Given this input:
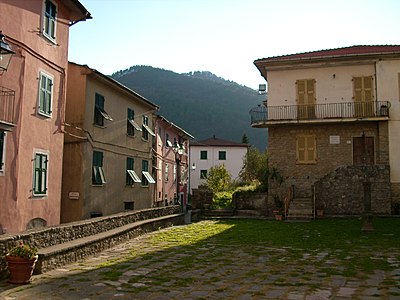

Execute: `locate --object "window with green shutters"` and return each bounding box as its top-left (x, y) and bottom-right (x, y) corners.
top-left (92, 151), bottom-right (106, 185)
top-left (219, 151), bottom-right (226, 160)
top-left (141, 159), bottom-right (155, 186)
top-left (33, 153), bottom-right (48, 195)
top-left (94, 93), bottom-right (113, 126)
top-left (200, 150), bottom-right (207, 160)
top-left (126, 157), bottom-right (141, 185)
top-left (38, 72), bottom-right (53, 116)
top-left (43, 0), bottom-right (57, 41)
top-left (0, 131), bottom-right (5, 171)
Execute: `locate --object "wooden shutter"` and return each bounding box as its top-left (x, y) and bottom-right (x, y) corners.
top-left (353, 76), bottom-right (373, 102)
top-left (306, 79), bottom-right (315, 104)
top-left (364, 76), bottom-right (373, 101)
top-left (297, 135), bottom-right (316, 164)
top-left (296, 80), bottom-right (306, 105)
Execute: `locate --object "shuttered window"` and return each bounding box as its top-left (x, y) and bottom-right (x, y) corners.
top-left (92, 151), bottom-right (106, 185)
top-left (296, 135), bottom-right (316, 164)
top-left (296, 79), bottom-right (316, 119)
top-left (38, 72), bottom-right (53, 116)
top-left (33, 152), bottom-right (48, 195)
top-left (43, 0), bottom-right (57, 41)
top-left (0, 131), bottom-right (4, 171)
top-left (353, 76), bottom-right (374, 102)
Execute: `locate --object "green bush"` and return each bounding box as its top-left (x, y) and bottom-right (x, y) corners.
top-left (211, 191), bottom-right (233, 209)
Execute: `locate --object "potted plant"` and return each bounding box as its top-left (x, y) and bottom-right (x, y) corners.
top-left (6, 241), bottom-right (38, 284)
top-left (273, 195), bottom-right (284, 221)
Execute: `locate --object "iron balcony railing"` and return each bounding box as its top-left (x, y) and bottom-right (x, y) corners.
top-left (0, 86), bottom-right (16, 126)
top-left (250, 100), bottom-right (390, 126)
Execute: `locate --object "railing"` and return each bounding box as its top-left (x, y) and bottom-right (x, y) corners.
top-left (250, 101), bottom-right (391, 125)
top-left (0, 86), bottom-right (16, 126)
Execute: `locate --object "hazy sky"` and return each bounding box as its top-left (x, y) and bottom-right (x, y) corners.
top-left (68, 0), bottom-right (400, 90)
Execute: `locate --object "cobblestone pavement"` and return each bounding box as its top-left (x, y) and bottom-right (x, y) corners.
top-left (0, 221), bottom-right (400, 299)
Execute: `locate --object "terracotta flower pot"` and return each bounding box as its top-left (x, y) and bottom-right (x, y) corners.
top-left (6, 255), bottom-right (38, 284)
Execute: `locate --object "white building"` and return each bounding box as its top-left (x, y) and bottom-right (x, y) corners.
top-left (189, 136), bottom-right (248, 192)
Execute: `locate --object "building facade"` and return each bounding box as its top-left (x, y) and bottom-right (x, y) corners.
top-left (154, 115), bottom-right (193, 208)
top-left (61, 63), bottom-right (158, 223)
top-left (251, 45), bottom-right (400, 216)
top-left (0, 0), bottom-right (90, 233)
top-left (189, 136), bottom-right (248, 192)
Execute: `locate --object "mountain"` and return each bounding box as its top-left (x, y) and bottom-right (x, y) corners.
top-left (111, 66), bottom-right (267, 150)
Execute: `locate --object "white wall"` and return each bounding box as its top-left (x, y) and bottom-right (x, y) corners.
top-left (189, 145), bottom-right (247, 191)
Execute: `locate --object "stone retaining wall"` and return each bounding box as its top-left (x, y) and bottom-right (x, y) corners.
top-left (0, 206), bottom-right (181, 278)
top-left (314, 165), bottom-right (391, 215)
top-left (232, 192), bottom-right (268, 216)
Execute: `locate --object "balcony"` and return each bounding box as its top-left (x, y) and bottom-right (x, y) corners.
top-left (250, 101), bottom-right (390, 127)
top-left (0, 86), bottom-right (16, 131)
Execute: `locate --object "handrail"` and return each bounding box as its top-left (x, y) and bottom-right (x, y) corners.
top-left (250, 100), bottom-right (391, 125)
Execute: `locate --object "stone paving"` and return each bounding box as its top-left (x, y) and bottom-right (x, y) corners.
top-left (0, 221), bottom-right (399, 299)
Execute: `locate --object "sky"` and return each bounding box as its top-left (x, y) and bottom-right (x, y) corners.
top-left (68, 0), bottom-right (400, 90)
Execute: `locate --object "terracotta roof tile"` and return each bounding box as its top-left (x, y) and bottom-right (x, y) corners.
top-left (255, 45), bottom-right (400, 63)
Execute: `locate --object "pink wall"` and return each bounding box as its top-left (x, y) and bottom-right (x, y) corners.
top-left (0, 0), bottom-right (86, 233)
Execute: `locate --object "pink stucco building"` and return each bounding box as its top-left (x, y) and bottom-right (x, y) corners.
top-left (154, 116), bottom-right (193, 209)
top-left (0, 0), bottom-right (90, 233)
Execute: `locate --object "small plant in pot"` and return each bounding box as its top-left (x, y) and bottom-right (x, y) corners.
top-left (273, 195), bottom-right (284, 220)
top-left (6, 241), bottom-right (38, 284)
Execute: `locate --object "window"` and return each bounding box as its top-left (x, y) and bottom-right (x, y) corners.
top-left (126, 157), bottom-right (141, 185)
top-left (200, 170), bottom-right (208, 179)
top-left (33, 152), bottom-right (48, 195)
top-left (127, 108), bottom-right (142, 136)
top-left (353, 76), bottom-right (374, 117)
top-left (92, 151), bottom-right (106, 185)
top-left (43, 0), bottom-right (56, 41)
top-left (0, 131), bottom-right (4, 172)
top-left (173, 165), bottom-right (177, 182)
top-left (296, 135), bottom-right (316, 164)
top-left (124, 201), bottom-right (134, 210)
top-left (219, 151), bottom-right (226, 160)
top-left (142, 115), bottom-right (155, 140)
top-left (200, 150), bottom-right (207, 160)
top-left (142, 160), bottom-right (155, 186)
top-left (296, 79), bottom-right (316, 119)
top-left (165, 163), bottom-right (169, 182)
top-left (166, 134), bottom-right (172, 147)
top-left (38, 72), bottom-right (53, 116)
top-left (94, 93), bottom-right (113, 126)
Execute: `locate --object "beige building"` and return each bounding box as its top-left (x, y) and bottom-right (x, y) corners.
top-left (0, 0), bottom-right (90, 233)
top-left (251, 46), bottom-right (400, 216)
top-left (61, 62), bottom-right (159, 222)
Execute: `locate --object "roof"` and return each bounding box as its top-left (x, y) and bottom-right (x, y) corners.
top-left (156, 115), bottom-right (195, 139)
top-left (191, 136), bottom-right (248, 148)
top-left (255, 45), bottom-right (400, 64)
top-left (254, 45), bottom-right (400, 80)
top-left (69, 62), bottom-right (159, 110)
top-left (66, 0), bottom-right (92, 24)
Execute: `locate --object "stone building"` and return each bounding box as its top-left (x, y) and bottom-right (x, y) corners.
top-left (0, 0), bottom-right (91, 233)
top-left (61, 62), bottom-right (158, 222)
top-left (251, 46), bottom-right (400, 216)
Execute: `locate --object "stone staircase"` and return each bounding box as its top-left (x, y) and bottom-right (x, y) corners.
top-left (286, 197), bottom-right (314, 221)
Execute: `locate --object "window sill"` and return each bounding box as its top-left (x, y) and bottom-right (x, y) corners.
top-left (92, 184), bottom-right (105, 187)
top-left (37, 111), bottom-right (52, 118)
top-left (126, 133), bottom-right (136, 138)
top-left (42, 33), bottom-right (57, 45)
top-left (93, 124), bottom-right (106, 129)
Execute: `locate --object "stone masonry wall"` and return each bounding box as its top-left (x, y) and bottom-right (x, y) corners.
top-left (232, 192), bottom-right (268, 215)
top-left (268, 122), bottom-right (389, 207)
top-left (314, 165), bottom-right (391, 215)
top-left (0, 206), bottom-right (181, 276)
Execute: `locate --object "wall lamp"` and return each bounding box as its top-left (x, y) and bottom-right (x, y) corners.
top-left (0, 31), bottom-right (15, 72)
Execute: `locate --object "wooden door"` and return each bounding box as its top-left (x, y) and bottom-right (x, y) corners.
top-left (353, 137), bottom-right (374, 165)
top-left (297, 79), bottom-right (316, 119)
top-left (354, 76), bottom-right (374, 117)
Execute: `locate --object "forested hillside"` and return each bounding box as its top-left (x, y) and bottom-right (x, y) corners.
top-left (111, 66), bottom-right (267, 150)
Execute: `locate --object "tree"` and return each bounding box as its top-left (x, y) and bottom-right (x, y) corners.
top-left (239, 146), bottom-right (269, 190)
top-left (241, 134), bottom-right (249, 144)
top-left (206, 164), bottom-right (231, 193)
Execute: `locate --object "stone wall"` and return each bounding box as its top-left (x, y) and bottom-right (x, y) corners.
top-left (191, 188), bottom-right (214, 209)
top-left (314, 165), bottom-right (391, 215)
top-left (0, 206), bottom-right (181, 277)
top-left (268, 122), bottom-right (389, 208)
top-left (391, 183), bottom-right (400, 214)
top-left (233, 192), bottom-right (268, 215)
